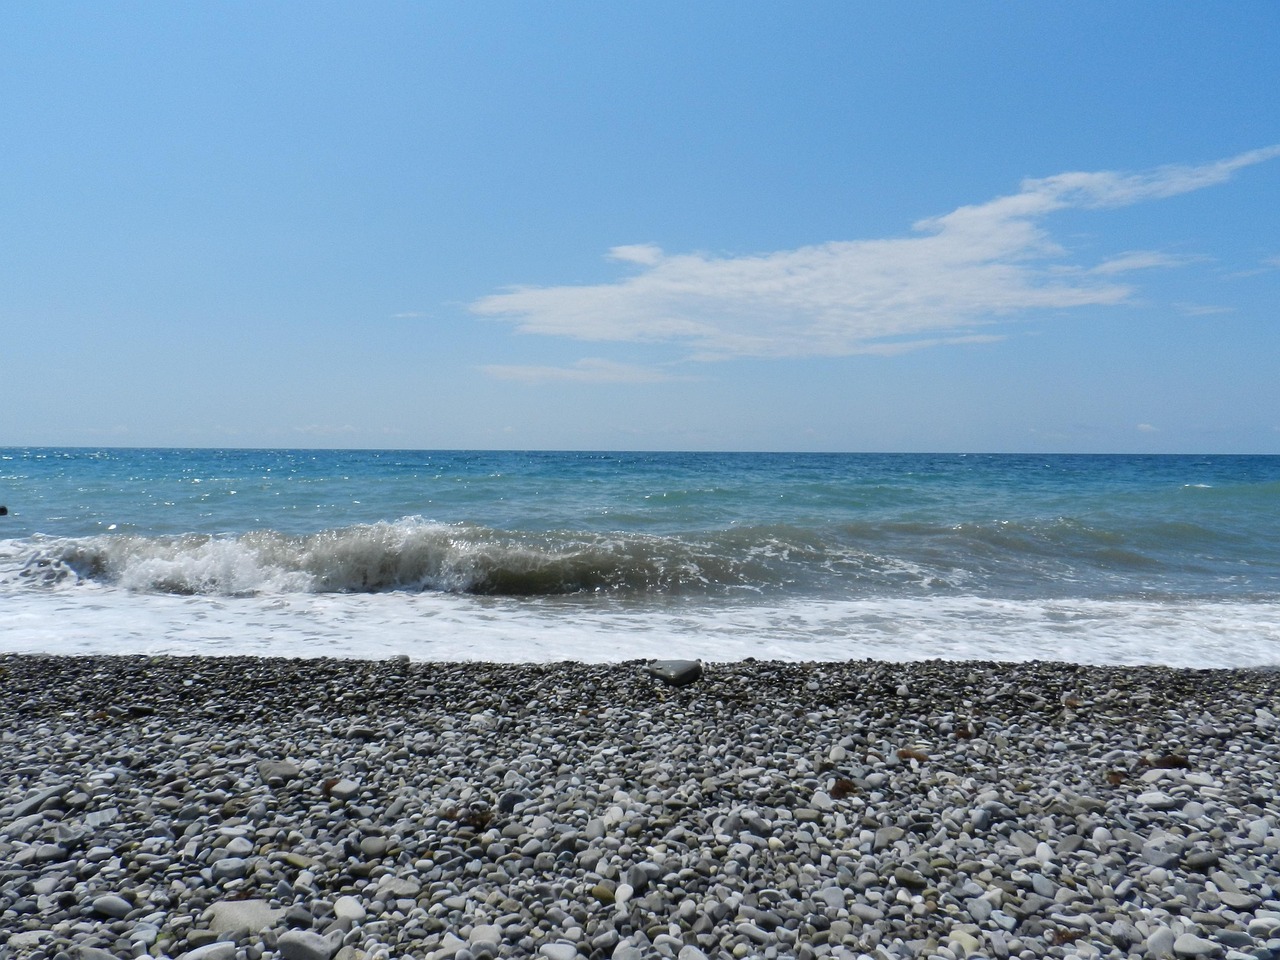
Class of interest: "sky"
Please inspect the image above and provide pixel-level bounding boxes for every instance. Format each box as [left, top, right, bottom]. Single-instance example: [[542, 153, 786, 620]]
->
[[2, 3, 1279, 453]]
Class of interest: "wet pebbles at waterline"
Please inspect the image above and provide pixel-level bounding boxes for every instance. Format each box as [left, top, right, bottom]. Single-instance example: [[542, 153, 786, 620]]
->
[[3, 655, 1280, 960]]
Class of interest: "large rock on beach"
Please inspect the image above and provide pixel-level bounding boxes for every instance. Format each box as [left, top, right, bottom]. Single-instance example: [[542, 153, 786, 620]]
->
[[644, 658, 704, 686]]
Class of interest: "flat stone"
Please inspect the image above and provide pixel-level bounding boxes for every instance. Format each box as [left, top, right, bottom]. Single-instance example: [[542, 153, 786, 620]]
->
[[950, 931, 983, 957], [1184, 850, 1221, 871], [1248, 917, 1280, 938], [850, 903, 883, 923], [736, 921, 772, 943], [328, 778, 360, 801], [7, 933, 47, 951], [539, 943, 579, 960], [1216, 931, 1257, 949], [1148, 926, 1177, 958], [1138, 791, 1183, 811], [92, 893, 133, 919], [12, 784, 70, 818], [894, 866, 927, 889], [1, 813, 46, 839], [180, 945, 238, 960], [965, 896, 993, 923], [377, 876, 421, 898], [211, 857, 247, 881], [428, 932, 466, 959], [874, 825, 905, 850], [1220, 890, 1261, 910], [814, 886, 844, 910], [333, 895, 366, 923], [644, 660, 704, 687], [34, 842, 67, 862], [208, 898, 285, 934], [278, 929, 341, 960], [257, 759, 301, 786], [1174, 932, 1223, 957]]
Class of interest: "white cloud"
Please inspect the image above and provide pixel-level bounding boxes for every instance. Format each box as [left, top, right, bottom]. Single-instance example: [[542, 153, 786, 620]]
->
[[472, 146, 1280, 360], [481, 358, 683, 384], [1090, 251, 1199, 275], [1174, 302, 1234, 316], [1137, 423, 1160, 433], [608, 244, 665, 266]]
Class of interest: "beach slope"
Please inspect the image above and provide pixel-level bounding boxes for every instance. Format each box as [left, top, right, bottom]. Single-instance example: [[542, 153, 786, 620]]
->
[[3, 655, 1279, 959]]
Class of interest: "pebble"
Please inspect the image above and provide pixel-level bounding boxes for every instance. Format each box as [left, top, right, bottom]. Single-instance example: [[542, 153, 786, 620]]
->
[[278, 929, 340, 960], [180, 945, 237, 960], [4, 654, 1280, 960], [207, 898, 285, 933], [327, 778, 360, 801], [333, 895, 367, 923], [1174, 932, 1223, 956], [1149, 926, 1178, 957], [91, 893, 133, 919]]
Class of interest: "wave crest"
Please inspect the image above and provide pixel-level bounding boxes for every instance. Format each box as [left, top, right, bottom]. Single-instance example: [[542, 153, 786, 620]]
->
[[3, 520, 805, 598]]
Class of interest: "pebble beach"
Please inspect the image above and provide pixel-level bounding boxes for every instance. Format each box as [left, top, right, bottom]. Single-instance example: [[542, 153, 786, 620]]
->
[[3, 655, 1280, 960]]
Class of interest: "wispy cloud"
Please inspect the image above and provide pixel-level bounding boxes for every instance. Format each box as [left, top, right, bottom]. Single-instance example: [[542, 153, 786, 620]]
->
[[1174, 302, 1235, 316], [293, 424, 358, 436], [1089, 251, 1200, 275], [481, 358, 684, 384], [472, 146, 1280, 361]]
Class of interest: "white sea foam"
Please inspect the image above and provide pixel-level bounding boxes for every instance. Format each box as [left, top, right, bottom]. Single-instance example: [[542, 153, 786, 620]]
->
[[2, 581, 1277, 667], [4, 450, 1279, 667]]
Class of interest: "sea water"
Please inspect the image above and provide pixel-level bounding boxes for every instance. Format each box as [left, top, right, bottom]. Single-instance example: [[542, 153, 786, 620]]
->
[[2, 448, 1278, 666]]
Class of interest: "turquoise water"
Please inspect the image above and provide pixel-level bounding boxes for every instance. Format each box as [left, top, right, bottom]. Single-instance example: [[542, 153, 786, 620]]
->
[[3, 448, 1279, 664]]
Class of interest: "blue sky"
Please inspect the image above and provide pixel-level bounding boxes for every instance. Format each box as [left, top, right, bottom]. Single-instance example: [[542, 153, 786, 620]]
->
[[3, 3, 1279, 452]]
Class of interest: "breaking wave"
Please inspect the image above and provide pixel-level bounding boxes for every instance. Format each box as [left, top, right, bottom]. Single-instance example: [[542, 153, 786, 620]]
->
[[2, 508, 1272, 602], [2, 519, 864, 598]]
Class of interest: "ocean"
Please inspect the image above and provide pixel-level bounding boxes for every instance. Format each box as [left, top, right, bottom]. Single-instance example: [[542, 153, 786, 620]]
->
[[2, 448, 1278, 666]]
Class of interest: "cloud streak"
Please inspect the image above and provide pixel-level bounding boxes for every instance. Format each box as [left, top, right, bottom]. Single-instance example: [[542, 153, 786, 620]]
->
[[480, 358, 685, 385], [472, 146, 1280, 361]]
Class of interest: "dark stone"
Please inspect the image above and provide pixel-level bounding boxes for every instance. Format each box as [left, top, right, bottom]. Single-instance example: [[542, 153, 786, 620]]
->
[[1216, 931, 1256, 949], [644, 660, 703, 687], [893, 867, 927, 889], [1183, 850, 1221, 871], [497, 792, 524, 814]]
